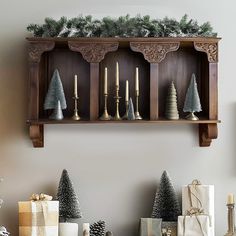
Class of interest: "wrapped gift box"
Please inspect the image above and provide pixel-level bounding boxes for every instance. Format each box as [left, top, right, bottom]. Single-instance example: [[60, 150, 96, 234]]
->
[[139, 218, 162, 236], [182, 184, 214, 235], [178, 215, 212, 236], [19, 201, 59, 236]]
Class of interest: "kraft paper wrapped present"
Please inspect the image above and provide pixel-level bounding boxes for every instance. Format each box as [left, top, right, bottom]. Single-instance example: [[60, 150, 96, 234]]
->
[[178, 215, 211, 236], [182, 182, 214, 236], [139, 218, 162, 236], [18, 200, 59, 236]]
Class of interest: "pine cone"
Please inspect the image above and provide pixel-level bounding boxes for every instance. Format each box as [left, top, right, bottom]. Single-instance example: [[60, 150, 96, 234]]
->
[[90, 221, 106, 236]]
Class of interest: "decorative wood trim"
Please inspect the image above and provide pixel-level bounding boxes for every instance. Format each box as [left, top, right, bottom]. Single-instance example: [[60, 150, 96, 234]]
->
[[29, 124, 44, 148], [199, 123, 217, 147], [194, 42, 218, 63], [68, 42, 119, 63], [28, 42, 55, 63], [130, 42, 180, 63]]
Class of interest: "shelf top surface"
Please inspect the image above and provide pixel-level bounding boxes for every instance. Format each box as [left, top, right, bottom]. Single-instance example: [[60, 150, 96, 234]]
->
[[26, 37, 221, 43]]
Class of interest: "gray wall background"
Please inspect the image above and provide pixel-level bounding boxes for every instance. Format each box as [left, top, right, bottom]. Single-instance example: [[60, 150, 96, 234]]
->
[[0, 1, 235, 235]]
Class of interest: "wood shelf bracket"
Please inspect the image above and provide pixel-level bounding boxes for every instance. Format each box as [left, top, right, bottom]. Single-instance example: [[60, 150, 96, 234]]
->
[[199, 123, 218, 147], [29, 124, 44, 148], [194, 42, 218, 63], [130, 42, 180, 63]]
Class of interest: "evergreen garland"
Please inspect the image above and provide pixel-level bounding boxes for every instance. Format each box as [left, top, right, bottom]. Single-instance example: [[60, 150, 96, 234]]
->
[[27, 14, 217, 38]]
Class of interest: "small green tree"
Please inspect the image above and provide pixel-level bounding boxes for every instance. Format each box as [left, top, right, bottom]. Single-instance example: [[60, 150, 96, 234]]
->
[[56, 169, 82, 222], [128, 98, 135, 120], [44, 69, 67, 112], [183, 73, 202, 120], [151, 171, 181, 221]]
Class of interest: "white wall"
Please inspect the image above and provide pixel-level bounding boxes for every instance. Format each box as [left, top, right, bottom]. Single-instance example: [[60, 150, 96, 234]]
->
[[0, 1, 235, 235]]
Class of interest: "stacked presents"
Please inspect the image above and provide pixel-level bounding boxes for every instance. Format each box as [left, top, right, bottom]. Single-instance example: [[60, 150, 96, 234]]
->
[[178, 180, 214, 236]]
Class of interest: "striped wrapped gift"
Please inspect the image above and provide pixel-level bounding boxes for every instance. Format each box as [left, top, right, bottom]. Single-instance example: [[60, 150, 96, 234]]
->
[[19, 201, 59, 236]]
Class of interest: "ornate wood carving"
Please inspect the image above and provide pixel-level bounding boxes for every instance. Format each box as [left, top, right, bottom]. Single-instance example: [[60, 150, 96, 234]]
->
[[29, 124, 44, 148], [68, 42, 119, 63], [130, 42, 180, 63], [194, 42, 218, 63], [199, 123, 217, 147], [28, 42, 55, 63]]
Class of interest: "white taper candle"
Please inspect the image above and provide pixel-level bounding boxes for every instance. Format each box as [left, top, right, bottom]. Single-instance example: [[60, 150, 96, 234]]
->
[[74, 75, 78, 97], [125, 80, 129, 102], [135, 67, 139, 91], [104, 67, 108, 94], [116, 62, 119, 87]]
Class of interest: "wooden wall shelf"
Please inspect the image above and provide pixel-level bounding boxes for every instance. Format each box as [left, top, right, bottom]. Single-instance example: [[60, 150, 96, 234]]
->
[[27, 37, 221, 148]]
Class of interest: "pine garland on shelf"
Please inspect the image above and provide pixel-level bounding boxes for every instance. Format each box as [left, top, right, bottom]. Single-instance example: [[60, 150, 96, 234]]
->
[[27, 14, 217, 38]]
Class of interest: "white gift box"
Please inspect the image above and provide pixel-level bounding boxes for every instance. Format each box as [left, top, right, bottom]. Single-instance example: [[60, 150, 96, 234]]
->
[[182, 184, 214, 236], [178, 215, 211, 236], [19, 201, 59, 236]]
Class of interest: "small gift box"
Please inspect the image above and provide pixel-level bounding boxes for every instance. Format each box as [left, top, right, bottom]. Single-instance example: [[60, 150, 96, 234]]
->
[[139, 218, 162, 236], [178, 215, 211, 236], [19, 194, 59, 236]]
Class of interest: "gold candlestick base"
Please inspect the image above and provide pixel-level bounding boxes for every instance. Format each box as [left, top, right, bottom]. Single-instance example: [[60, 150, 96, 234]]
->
[[72, 96, 81, 121], [225, 203, 236, 236], [135, 90, 142, 120], [100, 94, 112, 121], [113, 86, 122, 121], [122, 101, 129, 120]]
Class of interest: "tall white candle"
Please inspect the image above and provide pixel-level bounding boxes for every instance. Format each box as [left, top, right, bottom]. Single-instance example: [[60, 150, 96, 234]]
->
[[104, 67, 108, 94], [116, 62, 119, 87], [83, 223, 90, 236], [125, 80, 129, 102], [227, 193, 235, 204], [135, 67, 139, 91], [74, 75, 78, 97]]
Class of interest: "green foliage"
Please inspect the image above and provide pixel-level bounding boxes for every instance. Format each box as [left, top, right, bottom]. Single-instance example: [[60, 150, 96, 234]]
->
[[151, 171, 181, 221], [27, 14, 217, 38], [56, 169, 82, 222]]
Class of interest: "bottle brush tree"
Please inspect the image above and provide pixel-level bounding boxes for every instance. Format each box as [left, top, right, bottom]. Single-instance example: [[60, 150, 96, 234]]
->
[[44, 69, 67, 120], [183, 73, 202, 120], [151, 171, 181, 221], [56, 169, 82, 222]]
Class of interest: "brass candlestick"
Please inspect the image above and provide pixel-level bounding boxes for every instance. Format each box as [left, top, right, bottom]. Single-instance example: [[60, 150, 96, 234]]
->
[[122, 101, 129, 120], [225, 203, 236, 236], [135, 90, 142, 120], [72, 96, 80, 120], [114, 85, 122, 120], [100, 94, 111, 120]]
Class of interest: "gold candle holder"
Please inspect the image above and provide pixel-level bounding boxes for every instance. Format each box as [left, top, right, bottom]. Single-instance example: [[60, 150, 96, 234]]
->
[[225, 203, 236, 236], [100, 94, 111, 120], [135, 90, 142, 120], [113, 85, 122, 120], [72, 96, 80, 120], [122, 101, 129, 120]]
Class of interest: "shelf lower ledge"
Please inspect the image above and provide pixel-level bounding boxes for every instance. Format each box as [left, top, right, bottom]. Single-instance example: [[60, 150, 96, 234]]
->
[[27, 118, 220, 125]]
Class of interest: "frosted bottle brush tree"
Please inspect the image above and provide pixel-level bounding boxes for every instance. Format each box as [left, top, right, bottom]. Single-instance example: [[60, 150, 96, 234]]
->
[[152, 171, 181, 221], [183, 73, 202, 120], [44, 69, 67, 120], [56, 169, 82, 222]]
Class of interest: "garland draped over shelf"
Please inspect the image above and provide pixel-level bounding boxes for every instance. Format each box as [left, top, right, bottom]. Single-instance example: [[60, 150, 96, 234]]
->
[[27, 14, 217, 38]]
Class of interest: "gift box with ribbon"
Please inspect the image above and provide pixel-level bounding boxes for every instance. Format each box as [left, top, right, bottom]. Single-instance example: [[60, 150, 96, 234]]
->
[[19, 194, 59, 236], [139, 218, 162, 236], [178, 215, 211, 236], [180, 180, 214, 236]]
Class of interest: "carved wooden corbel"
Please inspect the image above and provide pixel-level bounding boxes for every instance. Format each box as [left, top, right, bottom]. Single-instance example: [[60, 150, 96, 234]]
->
[[28, 41, 55, 63], [199, 123, 217, 147], [68, 42, 119, 63], [194, 42, 218, 63], [130, 42, 180, 63], [29, 124, 44, 148]]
